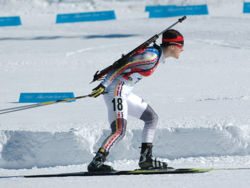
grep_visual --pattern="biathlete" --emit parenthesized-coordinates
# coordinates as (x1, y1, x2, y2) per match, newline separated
(88, 29, 184, 172)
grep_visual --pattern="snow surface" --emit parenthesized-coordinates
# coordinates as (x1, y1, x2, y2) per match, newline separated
(1, 0, 250, 187)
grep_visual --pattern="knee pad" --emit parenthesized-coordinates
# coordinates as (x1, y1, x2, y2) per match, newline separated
(140, 105, 158, 125)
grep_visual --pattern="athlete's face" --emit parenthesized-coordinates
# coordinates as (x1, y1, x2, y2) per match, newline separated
(170, 44, 184, 59)
(163, 44, 184, 59)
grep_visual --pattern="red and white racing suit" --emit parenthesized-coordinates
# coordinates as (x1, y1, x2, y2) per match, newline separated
(100, 45, 166, 152)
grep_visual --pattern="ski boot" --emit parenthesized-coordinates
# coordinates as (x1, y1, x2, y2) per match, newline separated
(139, 143, 169, 170)
(88, 148, 114, 172)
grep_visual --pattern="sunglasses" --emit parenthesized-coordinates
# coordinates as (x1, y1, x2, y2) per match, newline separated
(175, 44, 184, 48)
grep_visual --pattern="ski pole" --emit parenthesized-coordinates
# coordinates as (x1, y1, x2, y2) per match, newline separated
(0, 94, 90, 115)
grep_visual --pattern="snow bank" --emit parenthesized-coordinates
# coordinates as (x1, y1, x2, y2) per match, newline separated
(1, 125, 250, 169)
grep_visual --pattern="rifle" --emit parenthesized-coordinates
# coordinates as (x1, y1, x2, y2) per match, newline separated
(92, 16, 186, 82)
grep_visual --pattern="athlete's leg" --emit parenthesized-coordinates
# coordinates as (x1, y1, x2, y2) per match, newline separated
(127, 93, 158, 143)
(101, 80, 128, 152)
(88, 80, 128, 172)
(126, 93, 167, 169)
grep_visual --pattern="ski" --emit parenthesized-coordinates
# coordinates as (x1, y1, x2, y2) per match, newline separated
(1, 167, 250, 179)
(24, 168, 213, 178)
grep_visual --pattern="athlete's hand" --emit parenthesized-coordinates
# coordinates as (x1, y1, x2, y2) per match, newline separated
(90, 84, 106, 98)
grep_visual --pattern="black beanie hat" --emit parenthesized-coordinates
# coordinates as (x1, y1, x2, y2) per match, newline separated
(161, 29, 184, 47)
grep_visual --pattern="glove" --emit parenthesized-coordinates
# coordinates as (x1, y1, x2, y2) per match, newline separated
(90, 84, 106, 98)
